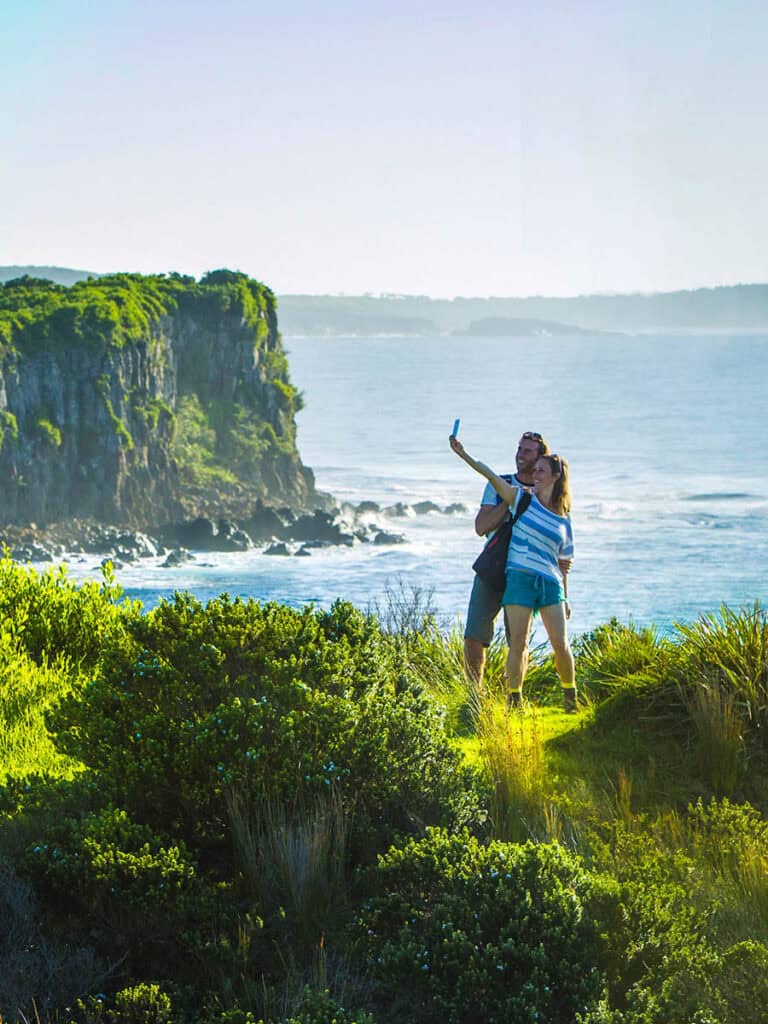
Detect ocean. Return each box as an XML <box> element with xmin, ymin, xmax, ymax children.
<box><xmin>63</xmin><ymin>332</ymin><xmax>768</xmax><ymax>641</ymax></box>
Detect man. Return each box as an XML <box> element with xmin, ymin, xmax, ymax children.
<box><xmin>463</xmin><ymin>430</ymin><xmax>549</xmax><ymax>688</ymax></box>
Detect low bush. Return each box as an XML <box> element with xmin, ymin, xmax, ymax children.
<box><xmin>0</xmin><ymin>556</ymin><xmax>137</xmax><ymax>670</ymax></box>
<box><xmin>48</xmin><ymin>595</ymin><xmax>479</xmax><ymax>859</ymax></box>
<box><xmin>357</xmin><ymin>828</ymin><xmax>605</xmax><ymax>1024</ymax></box>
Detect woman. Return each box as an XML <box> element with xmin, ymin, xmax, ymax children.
<box><xmin>450</xmin><ymin>435</ymin><xmax>577</xmax><ymax>712</ymax></box>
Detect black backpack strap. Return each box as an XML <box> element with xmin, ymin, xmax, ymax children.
<box><xmin>511</xmin><ymin>490</ymin><xmax>532</xmax><ymax>526</ymax></box>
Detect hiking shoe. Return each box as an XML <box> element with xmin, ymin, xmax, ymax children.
<box><xmin>562</xmin><ymin>687</ymin><xmax>578</xmax><ymax>714</ymax></box>
<box><xmin>507</xmin><ymin>691</ymin><xmax>523</xmax><ymax>712</ymax></box>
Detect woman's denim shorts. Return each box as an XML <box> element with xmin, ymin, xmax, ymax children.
<box><xmin>502</xmin><ymin>569</ymin><xmax>564</xmax><ymax>610</ymax></box>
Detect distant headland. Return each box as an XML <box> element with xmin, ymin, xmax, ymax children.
<box><xmin>3</xmin><ymin>267</ymin><xmax>766</xmax><ymax>336</ymax></box>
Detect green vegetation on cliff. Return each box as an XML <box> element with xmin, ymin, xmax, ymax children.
<box><xmin>0</xmin><ymin>271</ymin><xmax>313</xmax><ymax>525</ymax></box>
<box><xmin>1</xmin><ymin>559</ymin><xmax>767</xmax><ymax>1023</ymax></box>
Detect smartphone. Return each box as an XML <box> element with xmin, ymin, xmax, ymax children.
<box><xmin>451</xmin><ymin>418</ymin><xmax>460</xmax><ymax>437</ymax></box>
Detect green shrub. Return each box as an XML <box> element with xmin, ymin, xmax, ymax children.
<box><xmin>73</xmin><ymin>983</ymin><xmax>175</xmax><ymax>1024</ymax></box>
<box><xmin>0</xmin><ymin>557</ymin><xmax>137</xmax><ymax>670</ymax></box>
<box><xmin>49</xmin><ymin>595</ymin><xmax>478</xmax><ymax>856</ymax></box>
<box><xmin>273</xmin><ymin>987</ymin><xmax>374</xmax><ymax>1024</ymax></box>
<box><xmin>357</xmin><ymin>828</ymin><xmax>605</xmax><ymax>1024</ymax></box>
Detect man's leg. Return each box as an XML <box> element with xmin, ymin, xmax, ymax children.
<box><xmin>504</xmin><ymin>604</ymin><xmax>533</xmax><ymax>709</ymax></box>
<box><xmin>463</xmin><ymin>636</ymin><xmax>486</xmax><ymax>686</ymax></box>
<box><xmin>464</xmin><ymin>576</ymin><xmax>501</xmax><ymax>689</ymax></box>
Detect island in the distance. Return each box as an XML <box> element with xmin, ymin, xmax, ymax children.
<box><xmin>451</xmin><ymin>316</ymin><xmax>612</xmax><ymax>336</ymax></box>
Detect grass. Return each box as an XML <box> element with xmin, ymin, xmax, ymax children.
<box><xmin>0</xmin><ymin>640</ymin><xmax>80</xmax><ymax>784</ymax></box>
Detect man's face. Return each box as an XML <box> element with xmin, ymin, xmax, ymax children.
<box><xmin>516</xmin><ymin>438</ymin><xmax>541</xmax><ymax>476</ymax></box>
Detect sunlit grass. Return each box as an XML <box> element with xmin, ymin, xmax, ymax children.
<box><xmin>0</xmin><ymin>638</ymin><xmax>80</xmax><ymax>783</ymax></box>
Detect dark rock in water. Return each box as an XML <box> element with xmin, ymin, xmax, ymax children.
<box><xmin>113</xmin><ymin>547</ymin><xmax>139</xmax><ymax>565</ymax></box>
<box><xmin>288</xmin><ymin>510</ymin><xmax>341</xmax><ymax>542</ymax></box>
<box><xmin>413</xmin><ymin>501</ymin><xmax>441</xmax><ymax>515</ymax></box>
<box><xmin>383</xmin><ymin>502</ymin><xmax>414</xmax><ymax>518</ymax></box>
<box><xmin>162</xmin><ymin>548</ymin><xmax>193</xmax><ymax>567</ymax></box>
<box><xmin>356</xmin><ymin>500</ymin><xmax>381</xmax><ymax>514</ymax></box>
<box><xmin>158</xmin><ymin>517</ymin><xmax>252</xmax><ymax>552</ymax></box>
<box><xmin>240</xmin><ymin>500</ymin><xmax>295</xmax><ymax>541</ymax></box>
<box><xmin>10</xmin><ymin>543</ymin><xmax>55</xmax><ymax>562</ymax></box>
<box><xmin>162</xmin><ymin>517</ymin><xmax>217</xmax><ymax>548</ymax></box>
<box><xmin>264</xmin><ymin>542</ymin><xmax>290</xmax><ymax>556</ymax></box>
<box><xmin>216</xmin><ymin>519</ymin><xmax>252</xmax><ymax>551</ymax></box>
<box><xmin>373</xmin><ymin>530</ymin><xmax>406</xmax><ymax>545</ymax></box>
<box><xmin>101</xmin><ymin>556</ymin><xmax>123</xmax><ymax>570</ymax></box>
<box><xmin>295</xmin><ymin>545</ymin><xmax>313</xmax><ymax>557</ymax></box>
<box><xmin>444</xmin><ymin>502</ymin><xmax>469</xmax><ymax>515</ymax></box>
<box><xmin>299</xmin><ymin>539</ymin><xmax>333</xmax><ymax>550</ymax></box>
<box><xmin>115</xmin><ymin>531</ymin><xmax>162</xmax><ymax>558</ymax></box>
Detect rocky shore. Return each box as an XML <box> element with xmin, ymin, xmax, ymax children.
<box><xmin>0</xmin><ymin>498</ymin><xmax>469</xmax><ymax>569</ymax></box>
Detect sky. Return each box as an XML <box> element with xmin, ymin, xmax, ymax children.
<box><xmin>2</xmin><ymin>0</ymin><xmax>768</xmax><ymax>297</ymax></box>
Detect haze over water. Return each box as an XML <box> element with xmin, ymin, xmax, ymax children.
<box><xmin>101</xmin><ymin>332</ymin><xmax>767</xmax><ymax>642</ymax></box>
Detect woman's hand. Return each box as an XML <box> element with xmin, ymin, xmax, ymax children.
<box><xmin>449</xmin><ymin>434</ymin><xmax>466</xmax><ymax>457</ymax></box>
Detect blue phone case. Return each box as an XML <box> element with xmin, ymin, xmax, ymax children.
<box><xmin>452</xmin><ymin>418</ymin><xmax>460</xmax><ymax>436</ymax></box>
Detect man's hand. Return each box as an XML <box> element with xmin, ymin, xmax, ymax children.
<box><xmin>558</xmin><ymin>558</ymin><xmax>572</xmax><ymax>575</ymax></box>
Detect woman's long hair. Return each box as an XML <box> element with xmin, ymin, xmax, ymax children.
<box><xmin>541</xmin><ymin>454</ymin><xmax>571</xmax><ymax>515</ymax></box>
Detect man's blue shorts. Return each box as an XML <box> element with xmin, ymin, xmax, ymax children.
<box><xmin>502</xmin><ymin>569</ymin><xmax>565</xmax><ymax>610</ymax></box>
<box><xmin>465</xmin><ymin>574</ymin><xmax>507</xmax><ymax>647</ymax></box>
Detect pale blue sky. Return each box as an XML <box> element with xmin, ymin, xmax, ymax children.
<box><xmin>2</xmin><ymin>0</ymin><xmax>767</xmax><ymax>296</ymax></box>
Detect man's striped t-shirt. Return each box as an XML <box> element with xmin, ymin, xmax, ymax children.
<box><xmin>506</xmin><ymin>490</ymin><xmax>574</xmax><ymax>584</ymax></box>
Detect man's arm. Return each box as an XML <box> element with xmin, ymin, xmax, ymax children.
<box><xmin>475</xmin><ymin>501</ymin><xmax>509</xmax><ymax>537</ymax></box>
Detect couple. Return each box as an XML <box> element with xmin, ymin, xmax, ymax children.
<box><xmin>449</xmin><ymin>430</ymin><xmax>577</xmax><ymax>713</ymax></box>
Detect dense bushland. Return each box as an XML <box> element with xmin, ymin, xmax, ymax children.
<box><xmin>0</xmin><ymin>558</ymin><xmax>767</xmax><ymax>1023</ymax></box>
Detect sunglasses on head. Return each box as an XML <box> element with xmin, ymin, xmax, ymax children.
<box><xmin>521</xmin><ymin>432</ymin><xmax>544</xmax><ymax>442</ymax></box>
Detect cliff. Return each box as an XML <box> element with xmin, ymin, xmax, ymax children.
<box><xmin>0</xmin><ymin>271</ymin><xmax>318</xmax><ymax>527</ymax></box>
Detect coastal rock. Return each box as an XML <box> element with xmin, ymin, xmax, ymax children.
<box><xmin>264</xmin><ymin>542</ymin><xmax>290</xmax><ymax>556</ymax></box>
<box><xmin>356</xmin><ymin>500</ymin><xmax>381</xmax><ymax>514</ymax></box>
<box><xmin>158</xmin><ymin>517</ymin><xmax>252</xmax><ymax>552</ymax></box>
<box><xmin>287</xmin><ymin>510</ymin><xmax>354</xmax><ymax>546</ymax></box>
<box><xmin>383</xmin><ymin>502</ymin><xmax>415</xmax><ymax>518</ymax></box>
<box><xmin>162</xmin><ymin>548</ymin><xmax>192</xmax><ymax>567</ymax></box>
<box><xmin>9</xmin><ymin>542</ymin><xmax>57</xmax><ymax>562</ymax></box>
<box><xmin>412</xmin><ymin>500</ymin><xmax>441</xmax><ymax>514</ymax></box>
<box><xmin>240</xmin><ymin>500</ymin><xmax>293</xmax><ymax>541</ymax></box>
<box><xmin>373</xmin><ymin>530</ymin><xmax>406</xmax><ymax>545</ymax></box>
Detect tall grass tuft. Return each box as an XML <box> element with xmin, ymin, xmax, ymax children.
<box><xmin>476</xmin><ymin>702</ymin><xmax>548</xmax><ymax>842</ymax></box>
<box><xmin>226</xmin><ymin>787</ymin><xmax>350</xmax><ymax>956</ymax></box>
<box><xmin>574</xmin><ymin>617</ymin><xmax>670</xmax><ymax>701</ymax></box>
<box><xmin>674</xmin><ymin>603</ymin><xmax>768</xmax><ymax>739</ymax></box>
<box><xmin>683</xmin><ymin>682</ymin><xmax>747</xmax><ymax>795</ymax></box>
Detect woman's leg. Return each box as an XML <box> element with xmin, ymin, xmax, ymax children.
<box><xmin>539</xmin><ymin>602</ymin><xmax>577</xmax><ymax>709</ymax></box>
<box><xmin>504</xmin><ymin>604</ymin><xmax>533</xmax><ymax>708</ymax></box>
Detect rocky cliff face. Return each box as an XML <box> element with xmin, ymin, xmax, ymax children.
<box><xmin>0</xmin><ymin>271</ymin><xmax>318</xmax><ymax>527</ymax></box>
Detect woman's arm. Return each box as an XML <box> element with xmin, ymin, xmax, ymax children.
<box><xmin>449</xmin><ymin>435</ymin><xmax>519</xmax><ymax>505</ymax></box>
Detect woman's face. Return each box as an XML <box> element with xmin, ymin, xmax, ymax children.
<box><xmin>533</xmin><ymin>457</ymin><xmax>559</xmax><ymax>488</ymax></box>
